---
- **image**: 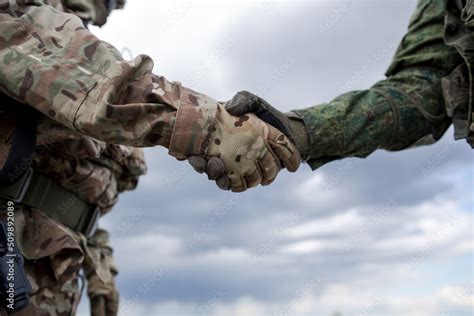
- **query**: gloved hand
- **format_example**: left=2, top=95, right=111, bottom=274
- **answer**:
left=188, top=104, right=301, bottom=192
left=224, top=91, right=310, bottom=160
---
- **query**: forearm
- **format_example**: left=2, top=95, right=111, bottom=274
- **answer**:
left=293, top=0, right=462, bottom=170
left=0, top=3, right=217, bottom=152
left=293, top=88, right=395, bottom=169
left=294, top=71, right=450, bottom=169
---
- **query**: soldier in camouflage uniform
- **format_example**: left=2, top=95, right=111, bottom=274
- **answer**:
left=195, top=0, right=473, bottom=188
left=0, top=0, right=300, bottom=315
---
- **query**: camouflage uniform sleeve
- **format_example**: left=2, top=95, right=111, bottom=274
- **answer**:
left=293, top=0, right=463, bottom=170
left=0, top=1, right=216, bottom=155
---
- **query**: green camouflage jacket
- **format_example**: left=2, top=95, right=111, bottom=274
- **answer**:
left=294, top=0, right=469, bottom=170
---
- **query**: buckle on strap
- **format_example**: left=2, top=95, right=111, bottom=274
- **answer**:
left=0, top=168, right=33, bottom=203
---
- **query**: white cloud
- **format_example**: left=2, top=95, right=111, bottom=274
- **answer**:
left=194, top=247, right=252, bottom=264
left=281, top=239, right=340, bottom=255
left=293, top=173, right=341, bottom=204
left=437, top=284, right=474, bottom=308
left=90, top=282, right=472, bottom=316
left=287, top=209, right=364, bottom=239
left=373, top=199, right=472, bottom=259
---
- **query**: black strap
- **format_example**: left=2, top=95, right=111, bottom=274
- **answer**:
left=0, top=95, right=38, bottom=188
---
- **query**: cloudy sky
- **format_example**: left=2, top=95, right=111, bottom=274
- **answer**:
left=79, top=1, right=473, bottom=315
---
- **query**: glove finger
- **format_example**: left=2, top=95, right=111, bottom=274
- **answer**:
left=258, top=151, right=281, bottom=185
left=225, top=92, right=293, bottom=137
left=224, top=91, right=257, bottom=116
left=216, top=175, right=232, bottom=191
left=244, top=165, right=263, bottom=188
left=267, top=126, right=301, bottom=172
left=268, top=140, right=301, bottom=172
left=229, top=173, right=247, bottom=193
left=188, top=156, right=207, bottom=174
left=206, top=157, right=226, bottom=180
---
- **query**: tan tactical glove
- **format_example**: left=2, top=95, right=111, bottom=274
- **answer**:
left=172, top=104, right=300, bottom=192
left=168, top=89, right=301, bottom=192
left=224, top=91, right=310, bottom=160
left=83, top=229, right=119, bottom=316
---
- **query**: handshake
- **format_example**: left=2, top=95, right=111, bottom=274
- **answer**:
left=169, top=91, right=309, bottom=193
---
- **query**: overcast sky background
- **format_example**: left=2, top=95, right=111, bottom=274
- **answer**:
left=79, top=1, right=473, bottom=315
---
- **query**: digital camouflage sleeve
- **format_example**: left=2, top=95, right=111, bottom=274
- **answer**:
left=0, top=0, right=217, bottom=155
left=293, top=0, right=463, bottom=170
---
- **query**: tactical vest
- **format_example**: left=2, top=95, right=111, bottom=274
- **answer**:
left=442, top=0, right=474, bottom=147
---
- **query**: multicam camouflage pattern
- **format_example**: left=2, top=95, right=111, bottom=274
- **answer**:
left=8, top=207, right=84, bottom=316
left=2, top=3, right=188, bottom=147
left=0, top=0, right=219, bottom=314
left=224, top=90, right=312, bottom=160
left=294, top=0, right=466, bottom=170
left=9, top=211, right=119, bottom=316
left=168, top=89, right=218, bottom=159
left=34, top=130, right=148, bottom=213
left=203, top=105, right=300, bottom=192
left=83, top=229, right=119, bottom=316
left=15, top=258, right=82, bottom=316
